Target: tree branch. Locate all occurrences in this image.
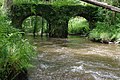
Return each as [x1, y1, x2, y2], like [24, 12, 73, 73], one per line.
[81, 0, 120, 13]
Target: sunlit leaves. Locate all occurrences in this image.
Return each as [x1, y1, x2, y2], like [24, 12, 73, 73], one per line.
[68, 17, 89, 35]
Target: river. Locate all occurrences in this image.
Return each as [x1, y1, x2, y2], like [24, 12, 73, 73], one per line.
[26, 35, 120, 80]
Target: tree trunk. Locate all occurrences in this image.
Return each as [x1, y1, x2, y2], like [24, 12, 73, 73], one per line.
[2, 0, 13, 12]
[81, 0, 120, 13]
[33, 15, 37, 38]
[41, 18, 44, 37]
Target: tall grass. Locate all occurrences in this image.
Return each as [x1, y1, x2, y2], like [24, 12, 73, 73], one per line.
[0, 14, 36, 79]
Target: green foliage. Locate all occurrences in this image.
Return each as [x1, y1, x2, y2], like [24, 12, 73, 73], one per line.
[52, 0, 79, 6]
[13, 0, 79, 5]
[52, 0, 95, 7]
[0, 2, 2, 7]
[0, 14, 36, 79]
[13, 0, 40, 4]
[22, 16, 48, 34]
[89, 1, 120, 43]
[0, 0, 3, 4]
[89, 21, 120, 43]
[68, 17, 89, 35]
[12, 0, 93, 6]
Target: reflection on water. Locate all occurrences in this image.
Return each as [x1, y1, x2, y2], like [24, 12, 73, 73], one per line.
[26, 36, 120, 80]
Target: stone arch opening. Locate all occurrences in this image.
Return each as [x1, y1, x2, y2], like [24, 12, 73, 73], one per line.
[68, 16, 89, 36]
[22, 15, 49, 37]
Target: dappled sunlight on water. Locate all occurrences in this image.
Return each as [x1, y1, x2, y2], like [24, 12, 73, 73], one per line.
[27, 36, 120, 80]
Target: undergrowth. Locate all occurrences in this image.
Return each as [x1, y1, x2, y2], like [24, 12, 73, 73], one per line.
[0, 14, 36, 80]
[89, 8, 120, 43]
[68, 17, 89, 35]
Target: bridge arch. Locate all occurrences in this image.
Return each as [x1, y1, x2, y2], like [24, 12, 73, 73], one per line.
[10, 4, 98, 38]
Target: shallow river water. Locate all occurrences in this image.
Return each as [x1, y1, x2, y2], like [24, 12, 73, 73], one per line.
[27, 36, 120, 80]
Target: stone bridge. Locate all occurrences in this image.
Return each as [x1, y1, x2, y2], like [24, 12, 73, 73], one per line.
[10, 4, 98, 38]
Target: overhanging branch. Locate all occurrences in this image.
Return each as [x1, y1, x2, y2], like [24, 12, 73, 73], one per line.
[81, 0, 120, 13]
